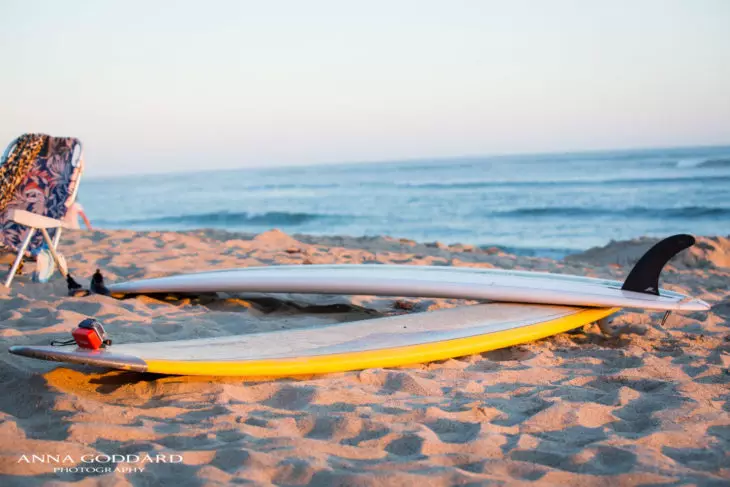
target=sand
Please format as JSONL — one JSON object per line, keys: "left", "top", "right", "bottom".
{"left": 0, "top": 229, "right": 728, "bottom": 486}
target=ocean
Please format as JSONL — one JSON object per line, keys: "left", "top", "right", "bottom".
{"left": 82, "top": 146, "right": 730, "bottom": 259}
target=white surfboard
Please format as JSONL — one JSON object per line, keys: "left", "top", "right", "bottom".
{"left": 107, "top": 234, "right": 709, "bottom": 312}
{"left": 9, "top": 304, "right": 617, "bottom": 376}
{"left": 108, "top": 263, "right": 707, "bottom": 312}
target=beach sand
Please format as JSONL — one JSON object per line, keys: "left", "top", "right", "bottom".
{"left": 0, "top": 229, "right": 728, "bottom": 485}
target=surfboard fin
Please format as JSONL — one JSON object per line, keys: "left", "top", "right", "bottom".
{"left": 621, "top": 234, "right": 695, "bottom": 295}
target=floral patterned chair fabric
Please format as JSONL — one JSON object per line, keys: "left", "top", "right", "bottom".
{"left": 0, "top": 134, "right": 83, "bottom": 257}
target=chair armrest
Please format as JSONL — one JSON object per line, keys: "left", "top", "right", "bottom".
{"left": 7, "top": 209, "right": 69, "bottom": 229}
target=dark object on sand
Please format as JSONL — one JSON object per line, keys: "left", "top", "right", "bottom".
{"left": 91, "top": 269, "right": 110, "bottom": 295}
{"left": 66, "top": 274, "right": 88, "bottom": 297}
{"left": 393, "top": 299, "right": 416, "bottom": 311}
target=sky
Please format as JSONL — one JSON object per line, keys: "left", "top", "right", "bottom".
{"left": 1, "top": 0, "right": 729, "bottom": 177}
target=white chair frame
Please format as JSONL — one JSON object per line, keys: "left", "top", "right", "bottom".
{"left": 3, "top": 209, "right": 69, "bottom": 287}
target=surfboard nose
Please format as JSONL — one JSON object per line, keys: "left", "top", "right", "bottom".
{"left": 684, "top": 298, "right": 712, "bottom": 311}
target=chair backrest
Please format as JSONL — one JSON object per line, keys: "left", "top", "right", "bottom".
{"left": 0, "top": 134, "right": 84, "bottom": 255}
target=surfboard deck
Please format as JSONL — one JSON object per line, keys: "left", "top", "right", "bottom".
{"left": 108, "top": 264, "right": 709, "bottom": 312}
{"left": 10, "top": 304, "right": 617, "bottom": 376}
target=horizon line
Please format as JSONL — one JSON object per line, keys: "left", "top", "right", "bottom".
{"left": 84, "top": 142, "right": 730, "bottom": 181}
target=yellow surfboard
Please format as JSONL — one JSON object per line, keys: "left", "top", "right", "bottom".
{"left": 10, "top": 304, "right": 617, "bottom": 377}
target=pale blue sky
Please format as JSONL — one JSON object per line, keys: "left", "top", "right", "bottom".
{"left": 1, "top": 0, "right": 729, "bottom": 176}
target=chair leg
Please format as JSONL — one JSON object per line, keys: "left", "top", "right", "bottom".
{"left": 4, "top": 229, "right": 35, "bottom": 288}
{"left": 40, "top": 228, "right": 68, "bottom": 278}
{"left": 52, "top": 227, "right": 62, "bottom": 249}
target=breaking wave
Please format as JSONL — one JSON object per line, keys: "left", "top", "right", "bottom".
{"left": 103, "top": 211, "right": 345, "bottom": 227}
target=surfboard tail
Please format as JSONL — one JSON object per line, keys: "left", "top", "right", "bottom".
{"left": 621, "top": 234, "right": 695, "bottom": 296}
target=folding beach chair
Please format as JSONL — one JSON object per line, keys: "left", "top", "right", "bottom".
{"left": 0, "top": 133, "right": 84, "bottom": 287}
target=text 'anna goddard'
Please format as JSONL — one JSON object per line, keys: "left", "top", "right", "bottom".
{"left": 17, "top": 454, "right": 184, "bottom": 464}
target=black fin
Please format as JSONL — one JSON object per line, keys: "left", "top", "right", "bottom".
{"left": 621, "top": 234, "right": 695, "bottom": 295}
